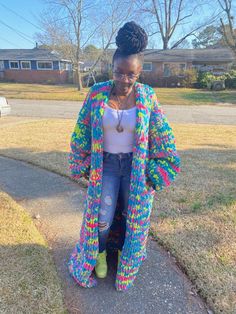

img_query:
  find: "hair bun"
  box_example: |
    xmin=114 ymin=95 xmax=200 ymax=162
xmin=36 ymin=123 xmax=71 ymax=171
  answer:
xmin=115 ymin=21 xmax=148 ymax=55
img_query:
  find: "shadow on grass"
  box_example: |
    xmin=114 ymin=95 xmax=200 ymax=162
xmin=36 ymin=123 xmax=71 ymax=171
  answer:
xmin=182 ymin=90 xmax=236 ymax=105
xmin=0 ymin=148 xmax=89 ymax=201
xmin=181 ymin=91 xmax=215 ymax=103
xmin=0 ymin=146 xmax=234 ymax=215
xmin=152 ymin=147 xmax=235 ymax=217
xmin=213 ymin=90 xmax=236 ymax=104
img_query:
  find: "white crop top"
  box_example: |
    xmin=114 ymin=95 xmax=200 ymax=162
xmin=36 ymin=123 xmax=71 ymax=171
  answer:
xmin=102 ymin=104 xmax=136 ymax=153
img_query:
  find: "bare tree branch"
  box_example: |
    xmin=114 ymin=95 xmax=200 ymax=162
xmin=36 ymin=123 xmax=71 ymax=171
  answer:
xmin=217 ymin=0 xmax=236 ymax=56
xmin=36 ymin=0 xmax=104 ymax=90
xmin=139 ymin=0 xmax=221 ymax=49
xmin=87 ymin=0 xmax=137 ymax=79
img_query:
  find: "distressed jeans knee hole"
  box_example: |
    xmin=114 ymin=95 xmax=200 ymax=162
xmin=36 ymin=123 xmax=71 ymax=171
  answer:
xmin=98 ymin=221 xmax=109 ymax=232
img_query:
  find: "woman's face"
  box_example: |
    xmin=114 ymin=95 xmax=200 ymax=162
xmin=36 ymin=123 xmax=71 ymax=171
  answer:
xmin=112 ymin=56 xmax=142 ymax=96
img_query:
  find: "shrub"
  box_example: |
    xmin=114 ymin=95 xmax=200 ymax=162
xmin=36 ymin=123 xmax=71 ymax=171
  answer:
xmin=197 ymin=72 xmax=216 ymax=88
xmin=82 ymin=71 xmax=113 ymax=87
xmin=140 ymin=68 xmax=197 ymax=88
xmin=44 ymin=79 xmax=56 ymax=85
xmin=95 ymin=71 xmax=112 ymax=83
xmin=181 ymin=68 xmax=198 ymax=87
xmin=225 ymin=77 xmax=236 ymax=88
xmin=197 ymin=70 xmax=236 ymax=89
xmin=139 ymin=72 xmax=185 ymax=87
xmin=223 ymin=70 xmax=236 ymax=88
xmin=139 ymin=72 xmax=160 ymax=86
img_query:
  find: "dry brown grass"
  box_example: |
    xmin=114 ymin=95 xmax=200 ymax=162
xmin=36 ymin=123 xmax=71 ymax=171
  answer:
xmin=1 ymin=82 xmax=236 ymax=105
xmin=0 ymin=117 xmax=235 ymax=313
xmin=0 ymin=82 xmax=89 ymax=101
xmin=0 ymin=117 xmax=72 ymax=177
xmin=151 ymin=124 xmax=236 ymax=314
xmin=0 ymin=191 xmax=67 ymax=313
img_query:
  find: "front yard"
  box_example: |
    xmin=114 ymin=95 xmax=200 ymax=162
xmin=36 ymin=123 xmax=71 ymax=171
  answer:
xmin=0 ymin=190 xmax=66 ymax=313
xmin=0 ymin=82 xmax=236 ymax=105
xmin=0 ymin=117 xmax=235 ymax=314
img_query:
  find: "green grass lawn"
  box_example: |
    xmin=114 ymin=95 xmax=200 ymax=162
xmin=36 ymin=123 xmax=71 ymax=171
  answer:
xmin=0 ymin=82 xmax=235 ymax=105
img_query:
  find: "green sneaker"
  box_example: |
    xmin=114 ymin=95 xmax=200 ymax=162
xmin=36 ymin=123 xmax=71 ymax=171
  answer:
xmin=95 ymin=250 xmax=107 ymax=278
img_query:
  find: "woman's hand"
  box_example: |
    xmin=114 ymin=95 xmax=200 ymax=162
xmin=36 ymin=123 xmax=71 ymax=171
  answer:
xmin=83 ymin=173 xmax=90 ymax=181
xmin=146 ymin=177 xmax=154 ymax=188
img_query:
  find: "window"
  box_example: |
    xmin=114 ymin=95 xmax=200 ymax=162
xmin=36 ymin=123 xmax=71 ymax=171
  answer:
xmin=60 ymin=62 xmax=66 ymax=70
xmin=179 ymin=63 xmax=186 ymax=76
xmin=9 ymin=61 xmax=19 ymax=69
xmin=0 ymin=61 xmax=4 ymax=70
xmin=37 ymin=61 xmax=53 ymax=70
xmin=21 ymin=61 xmax=31 ymax=69
xmin=143 ymin=62 xmax=152 ymax=71
xmin=163 ymin=64 xmax=171 ymax=77
xmin=60 ymin=62 xmax=71 ymax=70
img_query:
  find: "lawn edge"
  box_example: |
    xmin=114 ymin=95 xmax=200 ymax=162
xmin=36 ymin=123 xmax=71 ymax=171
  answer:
xmin=0 ymin=190 xmax=68 ymax=314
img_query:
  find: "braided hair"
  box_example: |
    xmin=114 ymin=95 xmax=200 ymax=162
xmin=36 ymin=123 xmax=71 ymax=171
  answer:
xmin=112 ymin=21 xmax=148 ymax=65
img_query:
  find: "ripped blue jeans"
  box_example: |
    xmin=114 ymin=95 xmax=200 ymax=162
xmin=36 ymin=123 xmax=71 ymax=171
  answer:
xmin=98 ymin=151 xmax=133 ymax=253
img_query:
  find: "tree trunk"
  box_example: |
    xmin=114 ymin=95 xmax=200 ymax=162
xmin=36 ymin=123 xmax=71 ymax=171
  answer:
xmin=163 ymin=39 xmax=168 ymax=50
xmin=77 ymin=62 xmax=83 ymax=91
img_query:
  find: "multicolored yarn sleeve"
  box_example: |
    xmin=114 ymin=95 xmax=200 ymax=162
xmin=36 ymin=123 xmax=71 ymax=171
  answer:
xmin=68 ymin=87 xmax=93 ymax=179
xmin=146 ymin=88 xmax=181 ymax=191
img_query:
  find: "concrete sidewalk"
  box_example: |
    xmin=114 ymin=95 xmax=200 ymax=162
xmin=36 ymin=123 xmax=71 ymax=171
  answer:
xmin=0 ymin=156 xmax=209 ymax=314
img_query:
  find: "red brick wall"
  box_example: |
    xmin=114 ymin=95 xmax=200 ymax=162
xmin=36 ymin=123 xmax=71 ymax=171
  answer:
xmin=3 ymin=69 xmax=69 ymax=84
xmin=187 ymin=62 xmax=191 ymax=68
xmin=153 ymin=61 xmax=193 ymax=75
xmin=140 ymin=61 xmax=195 ymax=87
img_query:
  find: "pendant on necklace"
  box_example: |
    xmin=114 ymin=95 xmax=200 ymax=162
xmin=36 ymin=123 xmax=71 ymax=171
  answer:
xmin=116 ymin=125 xmax=124 ymax=132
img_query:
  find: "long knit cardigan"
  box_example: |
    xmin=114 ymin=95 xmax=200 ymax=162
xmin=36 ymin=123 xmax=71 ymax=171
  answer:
xmin=67 ymin=79 xmax=181 ymax=291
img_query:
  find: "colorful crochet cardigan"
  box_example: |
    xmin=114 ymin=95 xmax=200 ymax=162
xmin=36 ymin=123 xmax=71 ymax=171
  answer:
xmin=67 ymin=80 xmax=181 ymax=291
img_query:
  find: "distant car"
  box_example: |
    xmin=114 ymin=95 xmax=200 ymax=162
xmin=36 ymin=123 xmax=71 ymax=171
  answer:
xmin=0 ymin=97 xmax=11 ymax=117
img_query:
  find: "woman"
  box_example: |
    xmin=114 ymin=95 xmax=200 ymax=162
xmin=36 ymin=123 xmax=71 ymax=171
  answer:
xmin=67 ymin=21 xmax=181 ymax=291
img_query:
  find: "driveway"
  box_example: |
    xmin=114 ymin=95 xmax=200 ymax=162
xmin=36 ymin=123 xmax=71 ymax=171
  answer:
xmin=8 ymin=98 xmax=236 ymax=125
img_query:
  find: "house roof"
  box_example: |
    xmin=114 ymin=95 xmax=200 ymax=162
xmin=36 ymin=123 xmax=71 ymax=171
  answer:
xmin=143 ymin=48 xmax=235 ymax=62
xmin=2 ymin=47 xmax=234 ymax=64
xmin=80 ymin=60 xmax=101 ymax=68
xmin=106 ymin=48 xmax=235 ymax=63
xmin=0 ymin=48 xmax=71 ymax=62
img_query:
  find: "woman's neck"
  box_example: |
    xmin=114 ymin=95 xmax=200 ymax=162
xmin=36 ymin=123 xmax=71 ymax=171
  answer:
xmin=111 ymin=84 xmax=134 ymax=98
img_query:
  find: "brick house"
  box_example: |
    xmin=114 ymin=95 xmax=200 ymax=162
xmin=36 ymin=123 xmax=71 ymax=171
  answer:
xmin=0 ymin=48 xmax=72 ymax=84
xmin=101 ymin=48 xmax=235 ymax=87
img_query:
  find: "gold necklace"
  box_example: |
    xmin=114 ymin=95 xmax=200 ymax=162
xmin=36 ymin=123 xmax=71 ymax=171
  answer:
xmin=115 ymin=88 xmax=133 ymax=133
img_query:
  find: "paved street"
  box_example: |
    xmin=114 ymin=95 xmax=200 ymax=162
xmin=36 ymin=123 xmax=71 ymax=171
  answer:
xmin=7 ymin=98 xmax=236 ymax=125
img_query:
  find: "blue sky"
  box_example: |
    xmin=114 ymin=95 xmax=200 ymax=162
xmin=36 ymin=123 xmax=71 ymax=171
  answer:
xmin=0 ymin=0 xmax=43 ymax=49
xmin=0 ymin=0 xmax=227 ymax=50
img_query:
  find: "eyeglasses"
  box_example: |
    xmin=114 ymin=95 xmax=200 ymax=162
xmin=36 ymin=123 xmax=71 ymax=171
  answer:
xmin=112 ymin=71 xmax=139 ymax=82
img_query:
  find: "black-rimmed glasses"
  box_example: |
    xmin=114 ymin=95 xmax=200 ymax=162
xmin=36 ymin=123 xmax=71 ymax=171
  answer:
xmin=112 ymin=71 xmax=139 ymax=82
